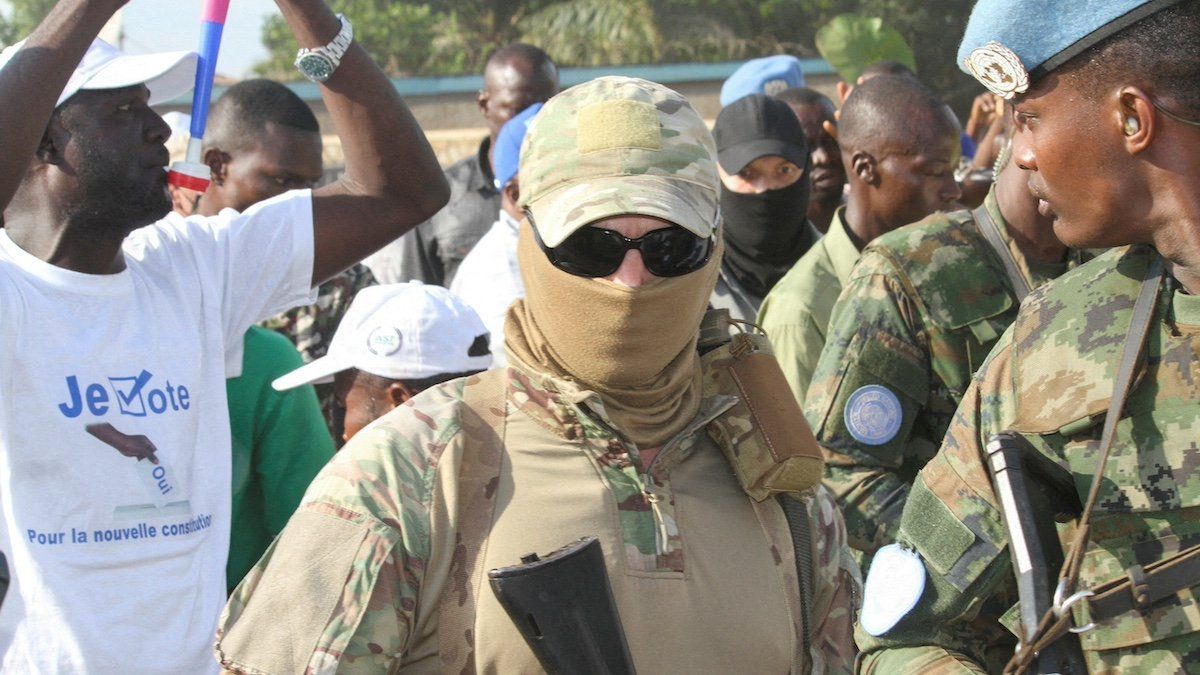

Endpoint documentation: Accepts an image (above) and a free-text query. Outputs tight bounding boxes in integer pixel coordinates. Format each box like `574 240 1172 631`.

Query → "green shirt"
225 326 335 592
758 207 861 408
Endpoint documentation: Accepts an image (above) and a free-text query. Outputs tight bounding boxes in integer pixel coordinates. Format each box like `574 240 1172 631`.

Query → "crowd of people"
0 0 1197 672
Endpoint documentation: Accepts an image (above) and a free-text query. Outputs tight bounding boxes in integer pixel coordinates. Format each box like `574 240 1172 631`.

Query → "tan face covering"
505 220 722 447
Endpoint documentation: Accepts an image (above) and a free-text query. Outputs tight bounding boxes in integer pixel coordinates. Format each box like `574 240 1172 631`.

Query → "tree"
0 0 56 46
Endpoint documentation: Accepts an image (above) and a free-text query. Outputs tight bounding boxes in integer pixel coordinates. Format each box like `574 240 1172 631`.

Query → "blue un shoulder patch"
844 385 903 445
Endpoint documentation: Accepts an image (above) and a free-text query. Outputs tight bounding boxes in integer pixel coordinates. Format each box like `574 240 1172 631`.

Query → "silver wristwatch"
294 14 354 83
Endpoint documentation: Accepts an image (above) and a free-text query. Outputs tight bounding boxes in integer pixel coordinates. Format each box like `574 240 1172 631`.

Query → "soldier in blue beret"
856 1 1200 672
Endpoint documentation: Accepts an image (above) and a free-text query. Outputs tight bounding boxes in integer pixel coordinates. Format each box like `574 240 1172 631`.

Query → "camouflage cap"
518 76 719 247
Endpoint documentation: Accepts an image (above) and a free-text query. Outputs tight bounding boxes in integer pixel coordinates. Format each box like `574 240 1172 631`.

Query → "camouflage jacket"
806 192 1073 561
262 263 376 433
261 263 377 365
857 245 1200 673
215 361 861 674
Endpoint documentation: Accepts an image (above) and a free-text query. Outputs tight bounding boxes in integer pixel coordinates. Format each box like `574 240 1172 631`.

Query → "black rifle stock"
986 432 1086 674
489 536 636 675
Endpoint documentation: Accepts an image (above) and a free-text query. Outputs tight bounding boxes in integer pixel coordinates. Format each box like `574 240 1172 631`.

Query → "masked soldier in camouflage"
857 0 1200 672
214 76 860 673
806 141 1080 569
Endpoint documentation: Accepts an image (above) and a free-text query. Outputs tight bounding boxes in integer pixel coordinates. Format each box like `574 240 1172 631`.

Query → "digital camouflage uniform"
857 245 1200 672
215 364 862 673
262 262 376 426
806 189 1073 565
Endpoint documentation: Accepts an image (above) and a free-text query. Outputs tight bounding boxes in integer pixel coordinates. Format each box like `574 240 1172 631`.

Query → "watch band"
294 13 353 82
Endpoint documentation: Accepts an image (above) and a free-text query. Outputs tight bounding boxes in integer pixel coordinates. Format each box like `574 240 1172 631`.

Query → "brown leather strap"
1087 543 1200 622
439 371 510 674
973 204 1032 304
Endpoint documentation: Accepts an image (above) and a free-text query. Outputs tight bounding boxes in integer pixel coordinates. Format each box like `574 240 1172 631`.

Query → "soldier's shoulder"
1015 244 1148 339
762 239 836 317
1000 245 1153 432
311 375 494 509
862 210 1012 329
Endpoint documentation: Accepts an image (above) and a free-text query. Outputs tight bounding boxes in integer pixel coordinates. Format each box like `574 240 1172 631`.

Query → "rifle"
986 432 1086 674
489 536 636 675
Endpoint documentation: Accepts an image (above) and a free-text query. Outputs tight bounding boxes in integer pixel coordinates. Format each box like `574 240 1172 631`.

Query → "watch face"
298 53 334 82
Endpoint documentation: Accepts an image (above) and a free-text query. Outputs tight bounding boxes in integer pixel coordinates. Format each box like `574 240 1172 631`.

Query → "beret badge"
965 41 1029 99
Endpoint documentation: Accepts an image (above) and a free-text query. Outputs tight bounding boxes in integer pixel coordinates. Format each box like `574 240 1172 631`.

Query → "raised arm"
0 0 127 213
272 0 449 286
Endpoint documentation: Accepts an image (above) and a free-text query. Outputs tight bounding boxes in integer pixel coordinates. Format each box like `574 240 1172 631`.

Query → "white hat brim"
271 352 357 392
80 50 198 106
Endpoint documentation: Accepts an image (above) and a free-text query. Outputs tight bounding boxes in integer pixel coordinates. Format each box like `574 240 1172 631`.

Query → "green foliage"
255 1 439 80
252 0 979 112
0 0 57 46
815 13 916 84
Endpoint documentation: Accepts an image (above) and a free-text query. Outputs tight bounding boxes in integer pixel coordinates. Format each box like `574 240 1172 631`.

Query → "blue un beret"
958 0 1185 98
720 55 806 107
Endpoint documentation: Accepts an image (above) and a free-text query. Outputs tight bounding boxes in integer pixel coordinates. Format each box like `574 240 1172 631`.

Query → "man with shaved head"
366 44 559 287
760 75 961 408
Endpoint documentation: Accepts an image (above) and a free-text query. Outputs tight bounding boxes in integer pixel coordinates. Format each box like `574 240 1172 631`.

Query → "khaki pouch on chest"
701 318 825 501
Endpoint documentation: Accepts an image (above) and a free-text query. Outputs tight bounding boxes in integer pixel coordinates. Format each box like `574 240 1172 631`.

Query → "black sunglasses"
527 210 714 279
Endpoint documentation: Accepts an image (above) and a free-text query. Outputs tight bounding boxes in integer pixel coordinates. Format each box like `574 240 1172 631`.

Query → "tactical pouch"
701 315 825 501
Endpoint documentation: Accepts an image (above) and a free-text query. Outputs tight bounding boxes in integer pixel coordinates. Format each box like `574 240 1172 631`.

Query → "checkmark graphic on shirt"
109 370 153 417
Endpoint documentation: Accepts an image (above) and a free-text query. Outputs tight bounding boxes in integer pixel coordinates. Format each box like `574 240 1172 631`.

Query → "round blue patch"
844 385 903 446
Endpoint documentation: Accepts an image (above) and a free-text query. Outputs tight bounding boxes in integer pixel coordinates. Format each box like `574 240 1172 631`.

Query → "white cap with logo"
272 283 493 391
0 38 197 108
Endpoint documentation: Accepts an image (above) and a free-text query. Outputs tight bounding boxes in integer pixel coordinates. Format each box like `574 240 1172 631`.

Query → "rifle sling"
1006 252 1163 674
973 204 1032 304
1061 253 1164 590
1087 542 1200 622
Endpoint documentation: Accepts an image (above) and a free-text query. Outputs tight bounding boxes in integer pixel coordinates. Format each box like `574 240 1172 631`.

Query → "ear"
851 150 879 186
387 381 416 407
203 147 229 186
1117 87 1154 155
477 87 490 115
503 179 520 205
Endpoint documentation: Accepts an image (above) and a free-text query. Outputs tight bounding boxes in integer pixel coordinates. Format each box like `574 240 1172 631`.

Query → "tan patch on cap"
577 99 661 154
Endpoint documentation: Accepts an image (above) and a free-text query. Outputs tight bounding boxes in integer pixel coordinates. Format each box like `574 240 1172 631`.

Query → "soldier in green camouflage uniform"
215 76 860 674
857 0 1200 671
806 148 1079 567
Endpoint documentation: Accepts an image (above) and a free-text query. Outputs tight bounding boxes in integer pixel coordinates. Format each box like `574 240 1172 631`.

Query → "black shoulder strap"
779 494 813 670
973 204 1033 304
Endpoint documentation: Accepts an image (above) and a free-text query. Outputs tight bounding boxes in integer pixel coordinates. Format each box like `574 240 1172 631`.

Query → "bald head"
838 75 958 156
479 44 559 139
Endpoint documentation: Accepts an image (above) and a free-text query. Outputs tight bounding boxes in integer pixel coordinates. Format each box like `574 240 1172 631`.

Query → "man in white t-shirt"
450 102 541 367
0 0 448 672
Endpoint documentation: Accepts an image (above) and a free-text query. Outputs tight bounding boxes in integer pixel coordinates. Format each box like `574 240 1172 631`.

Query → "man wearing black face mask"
710 94 819 322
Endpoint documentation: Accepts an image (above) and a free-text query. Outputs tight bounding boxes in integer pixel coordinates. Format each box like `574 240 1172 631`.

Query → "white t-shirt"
449 211 523 367
0 190 316 673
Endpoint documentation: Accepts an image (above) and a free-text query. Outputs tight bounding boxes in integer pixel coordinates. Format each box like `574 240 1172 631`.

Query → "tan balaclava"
504 77 722 447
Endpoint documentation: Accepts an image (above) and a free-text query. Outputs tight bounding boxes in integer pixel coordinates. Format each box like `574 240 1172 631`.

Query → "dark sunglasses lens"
552 227 627 277
641 229 712 277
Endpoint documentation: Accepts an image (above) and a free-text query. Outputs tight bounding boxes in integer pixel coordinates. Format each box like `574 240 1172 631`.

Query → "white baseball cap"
273 283 493 391
0 38 197 108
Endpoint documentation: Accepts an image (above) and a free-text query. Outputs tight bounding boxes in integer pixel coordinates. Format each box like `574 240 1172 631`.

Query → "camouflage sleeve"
856 327 1020 673
760 306 827 409
806 486 863 674
215 383 467 674
805 251 931 555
